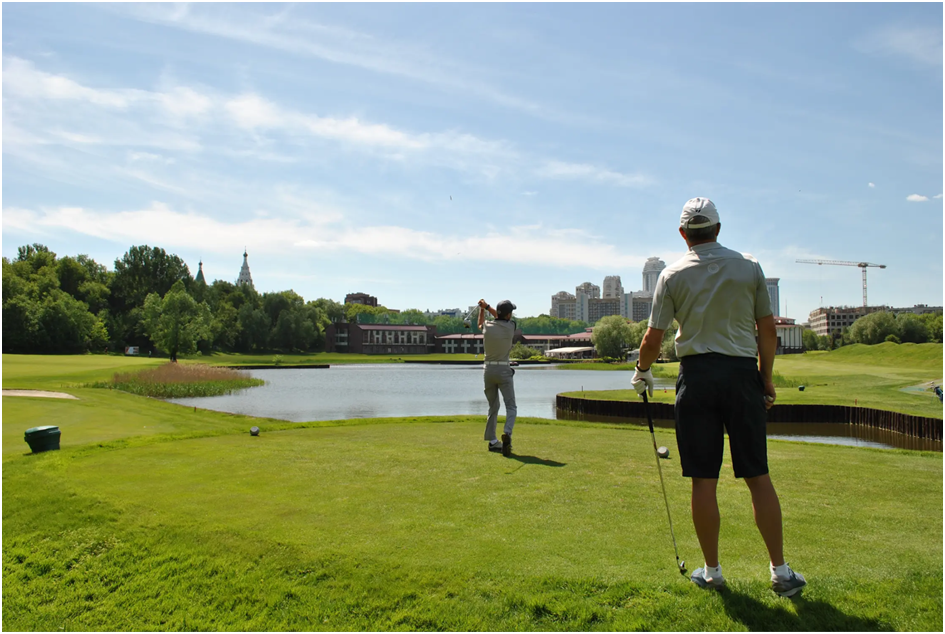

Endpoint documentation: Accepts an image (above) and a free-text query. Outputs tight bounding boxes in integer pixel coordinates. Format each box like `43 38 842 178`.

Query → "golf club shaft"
642 392 683 569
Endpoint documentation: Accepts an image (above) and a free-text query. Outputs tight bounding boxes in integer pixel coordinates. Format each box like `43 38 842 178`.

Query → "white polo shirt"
483 318 516 363
649 242 772 359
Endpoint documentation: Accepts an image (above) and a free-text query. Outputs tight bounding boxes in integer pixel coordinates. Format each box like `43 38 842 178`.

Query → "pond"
167 365 939 451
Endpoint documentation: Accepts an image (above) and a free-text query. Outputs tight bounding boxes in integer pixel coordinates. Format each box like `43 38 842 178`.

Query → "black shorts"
674 353 769 479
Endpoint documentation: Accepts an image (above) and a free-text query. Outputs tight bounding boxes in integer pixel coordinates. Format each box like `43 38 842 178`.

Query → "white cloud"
868 182 875 188
906 194 929 202
3 203 644 269
536 160 652 188
3 57 143 107
108 3 591 125
855 26 943 66
4 58 647 193
934 194 943 199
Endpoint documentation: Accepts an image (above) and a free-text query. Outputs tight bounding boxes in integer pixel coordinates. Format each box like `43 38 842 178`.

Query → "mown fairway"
3 354 943 631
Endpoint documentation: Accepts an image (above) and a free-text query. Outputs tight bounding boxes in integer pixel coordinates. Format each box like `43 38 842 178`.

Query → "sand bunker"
2 390 79 400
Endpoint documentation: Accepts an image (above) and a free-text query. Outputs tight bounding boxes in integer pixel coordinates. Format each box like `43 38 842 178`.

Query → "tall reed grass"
90 363 265 398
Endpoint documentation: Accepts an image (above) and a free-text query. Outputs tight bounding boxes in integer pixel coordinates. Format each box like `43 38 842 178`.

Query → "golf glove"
631 366 654 397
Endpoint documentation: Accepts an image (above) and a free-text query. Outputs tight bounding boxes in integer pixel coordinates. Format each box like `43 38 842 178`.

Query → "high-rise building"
575 282 601 299
602 275 624 299
642 257 666 293
236 250 254 289
766 278 780 317
627 291 654 323
551 291 577 320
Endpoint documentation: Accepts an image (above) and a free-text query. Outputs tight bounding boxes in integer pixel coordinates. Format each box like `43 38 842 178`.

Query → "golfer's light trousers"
483 364 517 441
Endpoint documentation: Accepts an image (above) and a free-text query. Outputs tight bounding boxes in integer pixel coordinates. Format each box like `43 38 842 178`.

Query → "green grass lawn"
565 343 944 419
2 353 943 631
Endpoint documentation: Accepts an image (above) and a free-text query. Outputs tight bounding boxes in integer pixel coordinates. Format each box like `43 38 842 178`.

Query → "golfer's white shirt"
649 242 772 359
482 319 515 363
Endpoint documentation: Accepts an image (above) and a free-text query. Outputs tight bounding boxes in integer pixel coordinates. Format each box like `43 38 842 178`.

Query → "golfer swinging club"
631 198 806 597
478 298 517 457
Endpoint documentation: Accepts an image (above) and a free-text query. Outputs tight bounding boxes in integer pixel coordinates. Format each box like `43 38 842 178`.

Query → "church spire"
195 259 206 285
237 249 254 289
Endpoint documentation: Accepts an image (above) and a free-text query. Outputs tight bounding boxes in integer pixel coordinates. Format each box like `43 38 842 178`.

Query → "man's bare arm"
477 299 497 329
756 313 777 409
637 327 665 370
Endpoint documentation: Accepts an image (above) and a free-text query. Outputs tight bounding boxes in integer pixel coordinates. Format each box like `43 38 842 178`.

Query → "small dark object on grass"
799 385 805 391
250 426 260 436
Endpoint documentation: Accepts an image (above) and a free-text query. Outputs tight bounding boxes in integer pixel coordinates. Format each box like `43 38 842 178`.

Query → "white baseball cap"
679 197 719 229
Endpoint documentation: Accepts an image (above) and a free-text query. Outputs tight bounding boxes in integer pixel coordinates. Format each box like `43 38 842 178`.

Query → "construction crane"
796 259 887 307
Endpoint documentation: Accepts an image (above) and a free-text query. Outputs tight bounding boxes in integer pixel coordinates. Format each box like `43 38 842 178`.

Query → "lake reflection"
168 364 670 422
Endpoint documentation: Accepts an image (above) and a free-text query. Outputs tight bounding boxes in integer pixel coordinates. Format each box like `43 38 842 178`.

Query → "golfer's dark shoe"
690 568 726 589
772 566 806 597
501 433 512 457
488 441 504 453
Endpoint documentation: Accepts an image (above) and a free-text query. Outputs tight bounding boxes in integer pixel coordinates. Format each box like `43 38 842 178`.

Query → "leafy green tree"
209 302 241 351
143 281 211 360
660 322 680 361
15 244 56 270
311 298 345 324
847 311 898 345
111 245 192 314
591 315 633 359
510 342 541 360
918 312 943 343
802 328 820 352
36 291 103 353
272 306 317 352
237 303 271 352
627 320 648 351
896 313 931 344
433 314 466 334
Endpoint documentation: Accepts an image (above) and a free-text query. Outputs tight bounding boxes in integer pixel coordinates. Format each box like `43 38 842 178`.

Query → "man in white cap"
478 298 517 457
631 198 806 597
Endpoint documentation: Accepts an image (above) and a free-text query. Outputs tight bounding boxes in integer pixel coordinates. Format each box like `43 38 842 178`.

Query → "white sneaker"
690 567 726 589
771 564 806 597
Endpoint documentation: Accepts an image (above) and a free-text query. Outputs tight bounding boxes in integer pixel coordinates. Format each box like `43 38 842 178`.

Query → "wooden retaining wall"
555 395 943 442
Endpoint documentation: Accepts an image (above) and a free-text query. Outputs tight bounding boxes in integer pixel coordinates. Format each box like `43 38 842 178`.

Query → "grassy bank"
2 354 942 630
564 343 944 419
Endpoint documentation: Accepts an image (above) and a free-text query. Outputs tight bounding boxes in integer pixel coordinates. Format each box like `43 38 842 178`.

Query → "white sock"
704 564 722 579
771 562 790 579
489 439 500 445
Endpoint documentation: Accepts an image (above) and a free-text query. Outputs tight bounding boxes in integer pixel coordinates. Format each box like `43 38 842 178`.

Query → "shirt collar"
691 242 723 254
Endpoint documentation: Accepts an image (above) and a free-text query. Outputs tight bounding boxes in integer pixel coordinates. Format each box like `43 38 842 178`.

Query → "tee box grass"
2 353 942 631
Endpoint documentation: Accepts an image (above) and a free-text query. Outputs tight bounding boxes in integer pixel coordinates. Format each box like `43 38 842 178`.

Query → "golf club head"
463 319 471 329
678 560 687 576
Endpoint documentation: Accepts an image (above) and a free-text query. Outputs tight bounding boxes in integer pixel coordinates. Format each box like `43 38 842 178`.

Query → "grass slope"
2 354 942 631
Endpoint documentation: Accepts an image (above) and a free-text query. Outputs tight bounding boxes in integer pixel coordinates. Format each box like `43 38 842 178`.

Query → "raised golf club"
642 392 686 577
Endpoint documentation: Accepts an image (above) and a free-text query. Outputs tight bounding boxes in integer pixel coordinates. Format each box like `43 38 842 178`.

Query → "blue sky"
3 3 942 321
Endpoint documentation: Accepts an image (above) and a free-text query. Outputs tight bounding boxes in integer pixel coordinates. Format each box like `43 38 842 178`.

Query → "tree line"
802 310 943 349
2 243 589 357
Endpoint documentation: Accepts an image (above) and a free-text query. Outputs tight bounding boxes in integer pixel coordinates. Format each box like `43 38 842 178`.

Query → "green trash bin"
24 426 61 454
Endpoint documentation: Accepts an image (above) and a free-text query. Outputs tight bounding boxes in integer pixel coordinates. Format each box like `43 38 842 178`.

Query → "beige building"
808 305 888 336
